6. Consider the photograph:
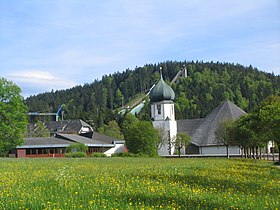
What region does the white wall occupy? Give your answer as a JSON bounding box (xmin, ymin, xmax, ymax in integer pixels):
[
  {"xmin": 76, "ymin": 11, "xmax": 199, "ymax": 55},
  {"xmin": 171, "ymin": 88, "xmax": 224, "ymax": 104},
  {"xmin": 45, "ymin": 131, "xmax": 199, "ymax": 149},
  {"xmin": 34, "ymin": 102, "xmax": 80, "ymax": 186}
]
[
  {"xmin": 153, "ymin": 120, "xmax": 177, "ymax": 156},
  {"xmin": 200, "ymin": 146, "xmax": 241, "ymax": 155},
  {"xmin": 80, "ymin": 126, "xmax": 91, "ymax": 133},
  {"xmin": 151, "ymin": 101, "xmax": 175, "ymax": 121},
  {"xmin": 267, "ymin": 141, "xmax": 273, "ymax": 154},
  {"xmin": 104, "ymin": 143, "xmax": 125, "ymax": 157}
]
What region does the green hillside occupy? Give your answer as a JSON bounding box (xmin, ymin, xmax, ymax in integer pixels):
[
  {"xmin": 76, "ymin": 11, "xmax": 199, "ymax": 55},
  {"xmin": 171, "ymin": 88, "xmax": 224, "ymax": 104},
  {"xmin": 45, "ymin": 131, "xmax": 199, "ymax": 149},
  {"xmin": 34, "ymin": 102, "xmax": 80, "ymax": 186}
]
[{"xmin": 25, "ymin": 61, "xmax": 280, "ymax": 129}]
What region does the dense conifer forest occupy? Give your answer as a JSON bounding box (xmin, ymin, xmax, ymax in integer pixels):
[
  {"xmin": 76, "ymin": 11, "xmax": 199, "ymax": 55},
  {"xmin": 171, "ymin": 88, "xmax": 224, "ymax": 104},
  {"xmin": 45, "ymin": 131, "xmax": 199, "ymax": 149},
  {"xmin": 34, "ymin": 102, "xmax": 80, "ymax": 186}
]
[{"xmin": 25, "ymin": 61, "xmax": 280, "ymax": 130}]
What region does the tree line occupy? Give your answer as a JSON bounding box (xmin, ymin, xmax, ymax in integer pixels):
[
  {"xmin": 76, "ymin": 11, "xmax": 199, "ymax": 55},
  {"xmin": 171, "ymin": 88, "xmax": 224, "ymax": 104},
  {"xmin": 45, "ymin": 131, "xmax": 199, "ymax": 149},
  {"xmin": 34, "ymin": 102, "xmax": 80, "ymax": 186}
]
[
  {"xmin": 215, "ymin": 95, "xmax": 280, "ymax": 162},
  {"xmin": 1, "ymin": 59, "xmax": 279, "ymax": 158},
  {"xmin": 25, "ymin": 61, "xmax": 280, "ymax": 135}
]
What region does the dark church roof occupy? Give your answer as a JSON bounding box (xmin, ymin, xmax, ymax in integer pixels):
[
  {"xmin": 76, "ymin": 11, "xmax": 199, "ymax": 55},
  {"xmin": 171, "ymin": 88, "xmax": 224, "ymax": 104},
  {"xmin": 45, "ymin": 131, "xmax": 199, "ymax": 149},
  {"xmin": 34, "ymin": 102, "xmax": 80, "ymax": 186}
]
[
  {"xmin": 149, "ymin": 74, "xmax": 175, "ymax": 102},
  {"xmin": 178, "ymin": 100, "xmax": 246, "ymax": 146},
  {"xmin": 177, "ymin": 118, "xmax": 204, "ymax": 134}
]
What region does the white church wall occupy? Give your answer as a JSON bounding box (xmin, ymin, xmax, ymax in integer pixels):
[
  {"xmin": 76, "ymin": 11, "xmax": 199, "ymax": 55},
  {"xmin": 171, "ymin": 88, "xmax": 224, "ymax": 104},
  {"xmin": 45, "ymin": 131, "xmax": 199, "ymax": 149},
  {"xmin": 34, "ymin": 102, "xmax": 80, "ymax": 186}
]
[
  {"xmin": 200, "ymin": 146, "xmax": 241, "ymax": 155},
  {"xmin": 162, "ymin": 103, "xmax": 175, "ymax": 121},
  {"xmin": 153, "ymin": 120, "xmax": 177, "ymax": 156},
  {"xmin": 151, "ymin": 101, "xmax": 175, "ymax": 121}
]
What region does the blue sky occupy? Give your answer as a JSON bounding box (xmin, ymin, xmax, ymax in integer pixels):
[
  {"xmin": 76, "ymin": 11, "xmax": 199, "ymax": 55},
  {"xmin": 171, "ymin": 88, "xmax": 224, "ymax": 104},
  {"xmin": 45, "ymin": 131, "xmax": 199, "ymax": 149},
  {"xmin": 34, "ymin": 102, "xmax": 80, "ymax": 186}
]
[{"xmin": 0, "ymin": 0, "xmax": 279, "ymax": 98}]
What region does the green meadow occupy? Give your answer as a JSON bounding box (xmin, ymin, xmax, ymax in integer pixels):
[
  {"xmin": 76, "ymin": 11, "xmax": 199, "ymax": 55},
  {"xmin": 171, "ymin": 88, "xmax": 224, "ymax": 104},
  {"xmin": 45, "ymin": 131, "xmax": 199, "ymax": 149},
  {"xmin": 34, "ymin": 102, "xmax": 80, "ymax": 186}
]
[{"xmin": 0, "ymin": 158, "xmax": 279, "ymax": 209}]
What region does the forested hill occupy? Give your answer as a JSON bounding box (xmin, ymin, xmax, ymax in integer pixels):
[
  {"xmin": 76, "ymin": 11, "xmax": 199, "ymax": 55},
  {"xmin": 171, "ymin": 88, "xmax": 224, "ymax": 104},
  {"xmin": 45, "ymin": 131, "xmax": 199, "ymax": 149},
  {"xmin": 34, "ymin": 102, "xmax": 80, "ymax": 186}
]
[{"xmin": 25, "ymin": 61, "xmax": 280, "ymax": 129}]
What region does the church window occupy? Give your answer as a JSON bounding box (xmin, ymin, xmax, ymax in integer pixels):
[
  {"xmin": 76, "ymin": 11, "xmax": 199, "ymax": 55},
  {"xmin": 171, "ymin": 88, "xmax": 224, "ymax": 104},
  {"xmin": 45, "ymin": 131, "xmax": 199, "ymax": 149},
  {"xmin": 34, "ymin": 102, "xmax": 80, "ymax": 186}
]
[{"xmin": 157, "ymin": 105, "xmax": 161, "ymax": 114}]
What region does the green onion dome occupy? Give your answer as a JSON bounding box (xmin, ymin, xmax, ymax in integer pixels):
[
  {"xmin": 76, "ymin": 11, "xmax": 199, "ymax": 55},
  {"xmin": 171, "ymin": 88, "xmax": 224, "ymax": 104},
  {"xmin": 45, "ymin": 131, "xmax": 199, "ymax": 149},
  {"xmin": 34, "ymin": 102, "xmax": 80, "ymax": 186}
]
[{"xmin": 149, "ymin": 74, "xmax": 175, "ymax": 102}]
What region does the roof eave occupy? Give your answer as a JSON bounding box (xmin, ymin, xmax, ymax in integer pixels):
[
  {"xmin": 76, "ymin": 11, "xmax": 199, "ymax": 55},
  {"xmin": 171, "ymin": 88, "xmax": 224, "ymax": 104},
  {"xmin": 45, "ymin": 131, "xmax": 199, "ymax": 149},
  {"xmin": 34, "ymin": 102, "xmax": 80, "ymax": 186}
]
[
  {"xmin": 86, "ymin": 144, "xmax": 114, "ymax": 147},
  {"xmin": 17, "ymin": 144, "xmax": 70, "ymax": 149}
]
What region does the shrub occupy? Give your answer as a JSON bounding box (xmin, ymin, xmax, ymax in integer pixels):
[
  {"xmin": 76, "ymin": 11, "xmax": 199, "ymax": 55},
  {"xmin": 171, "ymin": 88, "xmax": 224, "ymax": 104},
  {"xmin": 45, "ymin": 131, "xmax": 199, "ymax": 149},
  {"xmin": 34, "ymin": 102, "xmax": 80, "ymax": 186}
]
[
  {"xmin": 90, "ymin": 152, "xmax": 107, "ymax": 158},
  {"xmin": 112, "ymin": 152, "xmax": 132, "ymax": 157},
  {"xmin": 111, "ymin": 152, "xmax": 122, "ymax": 157},
  {"xmin": 66, "ymin": 143, "xmax": 88, "ymax": 153},
  {"xmin": 64, "ymin": 152, "xmax": 87, "ymax": 158}
]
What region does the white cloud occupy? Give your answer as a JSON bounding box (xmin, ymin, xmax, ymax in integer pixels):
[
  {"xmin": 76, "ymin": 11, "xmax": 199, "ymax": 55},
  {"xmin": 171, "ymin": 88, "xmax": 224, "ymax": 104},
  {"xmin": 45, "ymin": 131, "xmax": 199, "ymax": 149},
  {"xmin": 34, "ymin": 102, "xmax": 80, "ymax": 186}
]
[
  {"xmin": 6, "ymin": 70, "xmax": 77, "ymax": 97},
  {"xmin": 9, "ymin": 71, "xmax": 57, "ymax": 81}
]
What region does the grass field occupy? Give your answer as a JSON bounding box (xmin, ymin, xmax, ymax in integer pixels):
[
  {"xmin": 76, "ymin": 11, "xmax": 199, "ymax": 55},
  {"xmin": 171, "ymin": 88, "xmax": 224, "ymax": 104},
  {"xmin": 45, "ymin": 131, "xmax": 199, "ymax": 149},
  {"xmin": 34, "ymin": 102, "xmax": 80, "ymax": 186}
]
[{"xmin": 0, "ymin": 158, "xmax": 279, "ymax": 209}]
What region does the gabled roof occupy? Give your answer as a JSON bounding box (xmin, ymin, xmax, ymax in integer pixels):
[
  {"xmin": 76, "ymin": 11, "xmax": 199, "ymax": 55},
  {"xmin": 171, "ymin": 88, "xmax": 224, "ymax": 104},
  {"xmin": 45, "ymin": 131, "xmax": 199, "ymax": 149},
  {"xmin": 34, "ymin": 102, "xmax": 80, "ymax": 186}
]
[
  {"xmin": 46, "ymin": 119, "xmax": 92, "ymax": 134},
  {"xmin": 191, "ymin": 100, "xmax": 246, "ymax": 146}
]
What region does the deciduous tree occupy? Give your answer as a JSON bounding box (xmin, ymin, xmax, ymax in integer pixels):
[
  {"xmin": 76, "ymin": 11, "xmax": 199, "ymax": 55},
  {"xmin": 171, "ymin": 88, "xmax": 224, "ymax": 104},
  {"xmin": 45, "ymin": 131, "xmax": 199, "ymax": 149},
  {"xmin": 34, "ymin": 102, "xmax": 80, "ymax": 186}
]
[
  {"xmin": 155, "ymin": 126, "xmax": 169, "ymax": 150},
  {"xmin": 173, "ymin": 132, "xmax": 191, "ymax": 157},
  {"xmin": 257, "ymin": 95, "xmax": 280, "ymax": 162},
  {"xmin": 0, "ymin": 77, "xmax": 28, "ymax": 156},
  {"xmin": 28, "ymin": 121, "xmax": 50, "ymax": 138},
  {"xmin": 98, "ymin": 120, "xmax": 124, "ymax": 140},
  {"xmin": 215, "ymin": 120, "xmax": 235, "ymax": 158},
  {"xmin": 122, "ymin": 113, "xmax": 139, "ymax": 134},
  {"xmin": 125, "ymin": 121, "xmax": 158, "ymax": 156}
]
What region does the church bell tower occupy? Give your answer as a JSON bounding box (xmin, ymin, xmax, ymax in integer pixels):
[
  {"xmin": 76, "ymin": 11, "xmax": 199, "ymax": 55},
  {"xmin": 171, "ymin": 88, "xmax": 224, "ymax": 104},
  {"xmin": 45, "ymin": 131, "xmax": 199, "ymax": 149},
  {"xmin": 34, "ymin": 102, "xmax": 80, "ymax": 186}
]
[{"xmin": 149, "ymin": 73, "xmax": 177, "ymax": 155}]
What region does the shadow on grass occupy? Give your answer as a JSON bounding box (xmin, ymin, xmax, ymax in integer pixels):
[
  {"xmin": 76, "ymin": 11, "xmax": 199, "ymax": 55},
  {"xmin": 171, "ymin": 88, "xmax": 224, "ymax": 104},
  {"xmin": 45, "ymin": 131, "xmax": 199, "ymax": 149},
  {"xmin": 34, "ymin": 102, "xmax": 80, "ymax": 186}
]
[
  {"xmin": 113, "ymin": 191, "xmax": 240, "ymax": 209},
  {"xmin": 133, "ymin": 170, "xmax": 279, "ymax": 196}
]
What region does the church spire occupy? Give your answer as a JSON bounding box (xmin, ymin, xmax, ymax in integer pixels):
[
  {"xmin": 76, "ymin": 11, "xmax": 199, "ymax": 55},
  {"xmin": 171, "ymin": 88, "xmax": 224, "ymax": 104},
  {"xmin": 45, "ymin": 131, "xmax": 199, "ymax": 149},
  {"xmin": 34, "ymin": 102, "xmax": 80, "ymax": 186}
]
[
  {"xmin": 150, "ymin": 70, "xmax": 177, "ymax": 156},
  {"xmin": 149, "ymin": 71, "xmax": 175, "ymax": 103}
]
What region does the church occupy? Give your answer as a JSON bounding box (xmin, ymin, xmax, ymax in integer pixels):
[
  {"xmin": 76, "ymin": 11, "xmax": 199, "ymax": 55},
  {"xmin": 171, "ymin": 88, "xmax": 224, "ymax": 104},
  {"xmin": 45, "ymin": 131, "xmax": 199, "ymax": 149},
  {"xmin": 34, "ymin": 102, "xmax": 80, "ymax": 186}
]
[{"xmin": 149, "ymin": 74, "xmax": 246, "ymax": 156}]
